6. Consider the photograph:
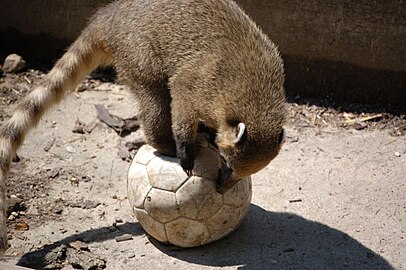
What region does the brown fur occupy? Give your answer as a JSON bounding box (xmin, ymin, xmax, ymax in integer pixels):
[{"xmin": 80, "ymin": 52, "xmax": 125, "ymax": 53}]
[{"xmin": 0, "ymin": 0, "xmax": 286, "ymax": 253}]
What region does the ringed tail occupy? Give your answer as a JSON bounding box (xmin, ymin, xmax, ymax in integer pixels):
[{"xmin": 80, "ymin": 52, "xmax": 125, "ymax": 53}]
[{"xmin": 0, "ymin": 27, "xmax": 113, "ymax": 252}]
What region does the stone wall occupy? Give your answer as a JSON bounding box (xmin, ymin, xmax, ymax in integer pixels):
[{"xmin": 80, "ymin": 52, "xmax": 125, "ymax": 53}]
[{"xmin": 1, "ymin": 0, "xmax": 405, "ymax": 105}]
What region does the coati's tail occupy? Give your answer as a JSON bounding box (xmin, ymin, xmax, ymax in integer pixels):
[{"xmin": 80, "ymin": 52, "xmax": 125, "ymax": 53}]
[{"xmin": 0, "ymin": 30, "xmax": 112, "ymax": 253}]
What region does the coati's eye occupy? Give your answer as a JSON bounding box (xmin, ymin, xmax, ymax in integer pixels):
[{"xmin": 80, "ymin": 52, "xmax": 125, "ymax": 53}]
[{"xmin": 278, "ymin": 129, "xmax": 285, "ymax": 145}]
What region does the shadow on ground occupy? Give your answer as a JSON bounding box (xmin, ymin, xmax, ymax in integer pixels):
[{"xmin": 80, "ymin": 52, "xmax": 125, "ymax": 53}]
[{"xmin": 18, "ymin": 204, "xmax": 393, "ymax": 270}]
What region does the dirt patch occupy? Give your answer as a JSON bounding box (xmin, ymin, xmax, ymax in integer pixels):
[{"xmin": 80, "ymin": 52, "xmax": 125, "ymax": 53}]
[{"xmin": 0, "ymin": 67, "xmax": 405, "ymax": 269}]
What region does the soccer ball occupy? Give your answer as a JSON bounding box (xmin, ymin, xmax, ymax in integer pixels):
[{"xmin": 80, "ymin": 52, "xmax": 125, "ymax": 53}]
[{"xmin": 127, "ymin": 136, "xmax": 252, "ymax": 247}]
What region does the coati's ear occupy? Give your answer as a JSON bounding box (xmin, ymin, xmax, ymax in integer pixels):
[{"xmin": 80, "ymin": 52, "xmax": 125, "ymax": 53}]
[
  {"xmin": 217, "ymin": 122, "xmax": 246, "ymax": 148},
  {"xmin": 232, "ymin": 123, "xmax": 246, "ymax": 144}
]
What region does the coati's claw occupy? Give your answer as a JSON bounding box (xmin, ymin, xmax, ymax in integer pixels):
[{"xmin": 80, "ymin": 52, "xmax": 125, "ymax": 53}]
[
  {"xmin": 180, "ymin": 156, "xmax": 194, "ymax": 176},
  {"xmin": 177, "ymin": 143, "xmax": 196, "ymax": 175},
  {"xmin": 185, "ymin": 170, "xmax": 193, "ymax": 177}
]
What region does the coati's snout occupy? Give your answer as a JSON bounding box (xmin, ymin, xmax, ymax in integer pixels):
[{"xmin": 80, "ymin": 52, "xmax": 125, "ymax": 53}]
[{"xmin": 216, "ymin": 123, "xmax": 285, "ymax": 193}]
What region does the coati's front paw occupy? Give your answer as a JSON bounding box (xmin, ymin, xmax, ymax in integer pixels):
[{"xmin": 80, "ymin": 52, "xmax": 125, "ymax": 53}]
[
  {"xmin": 177, "ymin": 143, "xmax": 196, "ymax": 177},
  {"xmin": 180, "ymin": 156, "xmax": 194, "ymax": 177}
]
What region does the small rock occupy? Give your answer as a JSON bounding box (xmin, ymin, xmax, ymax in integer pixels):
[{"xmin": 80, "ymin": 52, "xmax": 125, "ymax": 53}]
[
  {"xmin": 353, "ymin": 121, "xmax": 367, "ymax": 130},
  {"xmin": 84, "ymin": 119, "xmax": 99, "ymax": 133},
  {"xmin": 81, "ymin": 175, "xmax": 91, "ymax": 182},
  {"xmin": 70, "ymin": 240, "xmax": 89, "ymax": 251},
  {"xmin": 48, "ymin": 168, "xmax": 60, "ymax": 179},
  {"xmin": 70, "ymin": 177, "xmax": 79, "ymax": 186},
  {"xmin": 7, "ymin": 194, "xmax": 23, "ymax": 215},
  {"xmin": 66, "ymin": 146, "xmax": 76, "ymax": 153},
  {"xmin": 395, "ymin": 152, "xmax": 401, "ymax": 157},
  {"xmin": 115, "ymin": 234, "xmax": 133, "ymax": 242},
  {"xmin": 108, "ymin": 226, "xmax": 117, "ymax": 232},
  {"xmin": 117, "ymin": 143, "xmax": 132, "ymax": 161},
  {"xmin": 44, "ymin": 137, "xmax": 56, "ymax": 152},
  {"xmin": 70, "ymin": 199, "xmax": 100, "ymax": 209},
  {"xmin": 3, "ymin": 53, "xmax": 26, "ymax": 73},
  {"xmin": 72, "ymin": 119, "xmax": 86, "ymax": 134}
]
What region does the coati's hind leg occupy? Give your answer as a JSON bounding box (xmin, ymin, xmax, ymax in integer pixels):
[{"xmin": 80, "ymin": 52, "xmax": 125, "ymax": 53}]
[{"xmin": 131, "ymin": 82, "xmax": 176, "ymax": 157}]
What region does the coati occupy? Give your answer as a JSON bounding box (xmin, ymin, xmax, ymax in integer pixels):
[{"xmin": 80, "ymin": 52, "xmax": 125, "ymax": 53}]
[{"xmin": 0, "ymin": 0, "xmax": 286, "ymax": 252}]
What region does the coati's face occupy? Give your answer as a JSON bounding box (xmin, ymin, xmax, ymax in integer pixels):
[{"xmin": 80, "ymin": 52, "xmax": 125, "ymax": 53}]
[{"xmin": 215, "ymin": 123, "xmax": 285, "ymax": 193}]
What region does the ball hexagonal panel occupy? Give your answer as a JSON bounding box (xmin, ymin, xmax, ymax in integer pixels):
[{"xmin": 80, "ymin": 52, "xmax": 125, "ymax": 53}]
[
  {"xmin": 147, "ymin": 155, "xmax": 188, "ymax": 192},
  {"xmin": 165, "ymin": 218, "xmax": 210, "ymax": 247},
  {"xmin": 133, "ymin": 208, "xmax": 168, "ymax": 243},
  {"xmin": 144, "ymin": 188, "xmax": 181, "ymax": 223},
  {"xmin": 192, "ymin": 146, "xmax": 222, "ymax": 180},
  {"xmin": 223, "ymin": 176, "xmax": 252, "ymax": 207},
  {"xmin": 206, "ymin": 204, "xmax": 244, "ymax": 242},
  {"xmin": 176, "ymin": 176, "xmax": 223, "ymax": 220},
  {"xmin": 134, "ymin": 145, "xmax": 159, "ymax": 165},
  {"xmin": 127, "ymin": 163, "xmax": 151, "ymax": 209}
]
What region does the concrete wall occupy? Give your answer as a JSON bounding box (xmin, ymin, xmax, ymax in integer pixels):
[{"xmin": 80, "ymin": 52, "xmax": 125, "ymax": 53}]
[
  {"xmin": 1, "ymin": 0, "xmax": 405, "ymax": 105},
  {"xmin": 235, "ymin": 0, "xmax": 406, "ymax": 105}
]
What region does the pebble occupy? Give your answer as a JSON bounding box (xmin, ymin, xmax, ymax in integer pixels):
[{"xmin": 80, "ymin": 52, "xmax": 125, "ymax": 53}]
[
  {"xmin": 2, "ymin": 53, "xmax": 26, "ymax": 73},
  {"xmin": 395, "ymin": 152, "xmax": 401, "ymax": 157},
  {"xmin": 81, "ymin": 175, "xmax": 91, "ymax": 182},
  {"xmin": 66, "ymin": 146, "xmax": 76, "ymax": 153},
  {"xmin": 115, "ymin": 234, "xmax": 133, "ymax": 242},
  {"xmin": 108, "ymin": 226, "xmax": 117, "ymax": 232}
]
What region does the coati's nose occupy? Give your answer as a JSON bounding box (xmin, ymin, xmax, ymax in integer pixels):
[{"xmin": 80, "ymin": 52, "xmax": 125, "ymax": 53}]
[{"xmin": 216, "ymin": 161, "xmax": 239, "ymax": 194}]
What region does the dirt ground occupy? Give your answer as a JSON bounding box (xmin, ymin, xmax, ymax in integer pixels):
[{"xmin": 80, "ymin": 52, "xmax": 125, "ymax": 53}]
[{"xmin": 0, "ymin": 69, "xmax": 405, "ymax": 270}]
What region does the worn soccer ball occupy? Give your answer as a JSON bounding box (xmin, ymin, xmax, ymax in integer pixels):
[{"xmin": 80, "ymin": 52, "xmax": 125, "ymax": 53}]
[{"xmin": 127, "ymin": 136, "xmax": 252, "ymax": 247}]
